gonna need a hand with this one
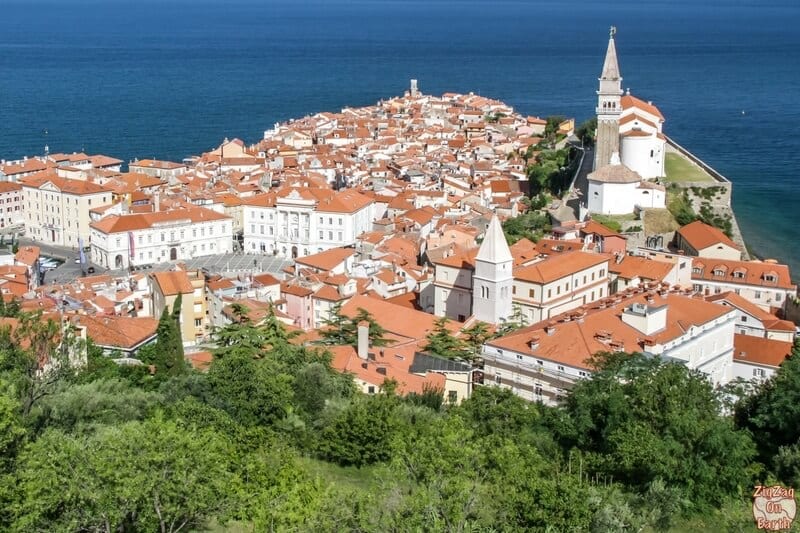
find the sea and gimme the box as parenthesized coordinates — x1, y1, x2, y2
(1, 0, 798, 275)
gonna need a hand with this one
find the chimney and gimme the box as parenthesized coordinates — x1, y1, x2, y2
(153, 191, 161, 212)
(528, 337, 540, 351)
(357, 320, 369, 360)
(544, 322, 556, 336)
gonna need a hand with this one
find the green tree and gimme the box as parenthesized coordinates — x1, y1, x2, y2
(293, 361, 354, 419)
(318, 393, 399, 467)
(0, 313, 77, 416)
(0, 393, 25, 469)
(317, 306, 389, 347)
(316, 301, 354, 346)
(461, 320, 493, 362)
(498, 302, 528, 335)
(207, 352, 293, 427)
(150, 300, 186, 376)
(29, 378, 164, 434)
(11, 418, 235, 533)
(576, 117, 597, 146)
(736, 338, 800, 470)
(558, 352, 756, 510)
(424, 316, 467, 360)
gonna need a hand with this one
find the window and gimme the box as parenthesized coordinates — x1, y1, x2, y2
(741, 316, 748, 322)
(194, 319, 202, 327)
(755, 291, 762, 299)
(534, 384, 542, 398)
(599, 269, 605, 277)
(367, 386, 375, 394)
(494, 374, 502, 385)
(481, 286, 489, 298)
(579, 371, 588, 377)
(557, 365, 565, 373)
(529, 288, 535, 298)
(447, 390, 458, 403)
(776, 293, 782, 301)
(328, 231, 333, 240)
(753, 368, 765, 378)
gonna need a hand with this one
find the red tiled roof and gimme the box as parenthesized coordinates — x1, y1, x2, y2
(678, 220, 739, 252)
(733, 334, 793, 368)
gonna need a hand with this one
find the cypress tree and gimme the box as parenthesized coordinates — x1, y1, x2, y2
(154, 294, 185, 376)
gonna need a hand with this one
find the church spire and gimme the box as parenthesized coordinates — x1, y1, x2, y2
(601, 26, 621, 80)
(473, 215, 513, 325)
(476, 215, 512, 264)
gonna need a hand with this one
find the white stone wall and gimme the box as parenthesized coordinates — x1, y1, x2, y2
(620, 132, 666, 179)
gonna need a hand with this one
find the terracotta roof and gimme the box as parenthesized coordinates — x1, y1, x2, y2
(186, 350, 213, 371)
(72, 315, 158, 350)
(90, 206, 229, 234)
(610, 255, 675, 282)
(587, 164, 641, 184)
(20, 174, 111, 195)
(341, 294, 460, 342)
(0, 182, 22, 193)
(434, 247, 479, 270)
(294, 248, 355, 272)
(583, 220, 624, 239)
(514, 251, 608, 284)
(151, 270, 194, 296)
(14, 245, 40, 267)
(129, 159, 186, 170)
(677, 220, 740, 252)
(329, 344, 446, 396)
(733, 334, 793, 368)
(488, 293, 733, 370)
(707, 292, 796, 332)
(692, 258, 795, 290)
(621, 94, 665, 120)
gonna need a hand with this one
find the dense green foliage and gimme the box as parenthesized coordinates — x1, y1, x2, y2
(0, 298, 796, 531)
(317, 303, 389, 347)
(502, 209, 551, 244)
(668, 187, 734, 237)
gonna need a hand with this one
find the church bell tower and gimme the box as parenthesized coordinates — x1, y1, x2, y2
(594, 27, 623, 170)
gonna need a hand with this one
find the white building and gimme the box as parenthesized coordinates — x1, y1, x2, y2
(483, 290, 737, 404)
(691, 258, 796, 314)
(89, 206, 232, 269)
(242, 186, 376, 259)
(587, 156, 665, 215)
(434, 242, 611, 325)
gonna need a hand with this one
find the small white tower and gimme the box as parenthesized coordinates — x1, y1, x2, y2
(410, 79, 419, 98)
(472, 215, 514, 324)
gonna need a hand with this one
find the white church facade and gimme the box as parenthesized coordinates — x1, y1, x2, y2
(589, 28, 666, 215)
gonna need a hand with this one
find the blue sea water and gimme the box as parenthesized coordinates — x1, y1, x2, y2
(1, 0, 799, 274)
